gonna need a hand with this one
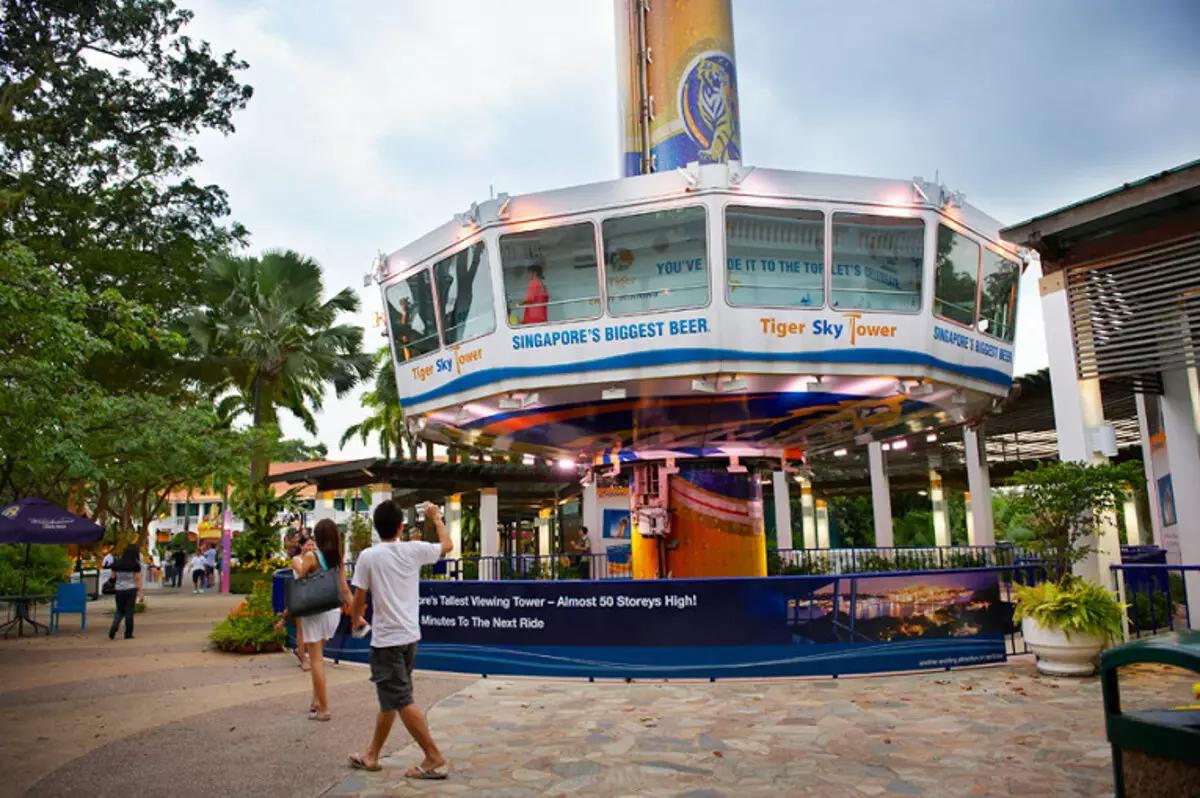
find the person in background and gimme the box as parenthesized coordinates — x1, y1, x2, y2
(187, 549, 207, 593)
(108, 545, 143, 640)
(100, 548, 115, 594)
(518, 264, 549, 325)
(170, 548, 186, 588)
(203, 543, 217, 589)
(570, 527, 592, 579)
(294, 519, 352, 721)
(348, 501, 452, 779)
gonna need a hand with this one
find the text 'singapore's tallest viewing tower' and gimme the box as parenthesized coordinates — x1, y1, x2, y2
(615, 0, 742, 177)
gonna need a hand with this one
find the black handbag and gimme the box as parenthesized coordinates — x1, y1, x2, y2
(102, 574, 116, 595)
(285, 567, 342, 617)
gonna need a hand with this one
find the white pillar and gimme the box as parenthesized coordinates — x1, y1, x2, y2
(1041, 270, 1115, 583)
(772, 471, 793, 550)
(582, 481, 601, 549)
(815, 499, 830, 549)
(799, 478, 817, 550)
(446, 493, 462, 561)
(479, 488, 499, 580)
(313, 493, 336, 525)
(929, 470, 950, 547)
(965, 492, 976, 546)
(1121, 488, 1141, 546)
(1135, 393, 1165, 548)
(963, 425, 995, 546)
(868, 442, 893, 547)
(1159, 369, 1200, 628)
(537, 509, 551, 557)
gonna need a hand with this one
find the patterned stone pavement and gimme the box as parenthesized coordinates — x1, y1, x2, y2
(325, 659, 1196, 798)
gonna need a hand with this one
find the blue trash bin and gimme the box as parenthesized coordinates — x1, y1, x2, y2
(272, 568, 295, 648)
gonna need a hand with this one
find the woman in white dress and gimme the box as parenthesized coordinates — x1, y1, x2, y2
(297, 519, 352, 721)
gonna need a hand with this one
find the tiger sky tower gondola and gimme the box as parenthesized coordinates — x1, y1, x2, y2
(372, 0, 1024, 580)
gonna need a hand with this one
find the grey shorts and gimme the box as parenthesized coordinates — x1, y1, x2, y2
(370, 643, 417, 712)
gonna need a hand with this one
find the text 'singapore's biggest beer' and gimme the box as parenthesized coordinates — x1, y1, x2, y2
(615, 0, 742, 177)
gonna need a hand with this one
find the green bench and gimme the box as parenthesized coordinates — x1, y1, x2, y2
(1100, 631, 1200, 797)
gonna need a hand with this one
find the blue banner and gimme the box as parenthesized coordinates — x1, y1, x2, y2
(324, 569, 1012, 679)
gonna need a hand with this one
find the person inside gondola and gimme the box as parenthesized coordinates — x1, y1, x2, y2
(518, 264, 549, 325)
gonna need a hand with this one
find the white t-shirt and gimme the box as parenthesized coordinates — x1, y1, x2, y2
(351, 540, 441, 648)
(188, 555, 207, 573)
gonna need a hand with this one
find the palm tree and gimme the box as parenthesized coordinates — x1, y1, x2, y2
(185, 249, 375, 480)
(341, 349, 412, 459)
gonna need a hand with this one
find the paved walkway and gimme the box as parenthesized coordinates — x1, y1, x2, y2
(0, 589, 471, 798)
(3, 590, 1195, 797)
(326, 660, 1196, 798)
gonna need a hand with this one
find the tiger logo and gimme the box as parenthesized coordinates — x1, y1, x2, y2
(679, 52, 741, 164)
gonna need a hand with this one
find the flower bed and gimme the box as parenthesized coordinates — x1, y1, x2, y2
(209, 581, 286, 654)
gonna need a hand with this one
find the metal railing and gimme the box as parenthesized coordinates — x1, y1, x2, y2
(1112, 563, 1197, 640)
(769, 545, 1026, 576)
(418, 553, 626, 581)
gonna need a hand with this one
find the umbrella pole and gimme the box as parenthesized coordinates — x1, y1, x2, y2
(20, 543, 30, 595)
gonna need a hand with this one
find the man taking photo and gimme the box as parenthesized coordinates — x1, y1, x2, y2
(348, 500, 452, 780)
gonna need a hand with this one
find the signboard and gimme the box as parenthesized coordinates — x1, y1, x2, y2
(325, 569, 1011, 679)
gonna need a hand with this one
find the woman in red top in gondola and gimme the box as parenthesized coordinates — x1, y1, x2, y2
(519, 264, 549, 324)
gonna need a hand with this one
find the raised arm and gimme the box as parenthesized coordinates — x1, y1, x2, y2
(424, 502, 453, 556)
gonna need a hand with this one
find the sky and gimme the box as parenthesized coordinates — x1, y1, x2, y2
(184, 0, 1200, 459)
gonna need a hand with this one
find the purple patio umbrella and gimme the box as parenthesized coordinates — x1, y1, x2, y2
(1, 498, 104, 597)
(1, 498, 104, 638)
(0, 498, 104, 546)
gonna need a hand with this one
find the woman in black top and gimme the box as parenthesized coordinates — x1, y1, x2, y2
(108, 545, 143, 640)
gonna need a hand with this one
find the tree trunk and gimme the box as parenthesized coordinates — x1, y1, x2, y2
(250, 374, 268, 483)
(182, 485, 193, 545)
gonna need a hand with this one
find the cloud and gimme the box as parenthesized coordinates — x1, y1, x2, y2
(182, 0, 1200, 456)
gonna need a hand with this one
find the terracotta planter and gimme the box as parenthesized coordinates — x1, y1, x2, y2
(1022, 617, 1106, 677)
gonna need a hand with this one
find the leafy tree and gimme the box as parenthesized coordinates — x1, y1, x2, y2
(0, 243, 182, 504)
(827, 494, 874, 547)
(0, 0, 252, 320)
(82, 397, 247, 546)
(184, 250, 375, 479)
(0, 544, 73, 597)
(230, 479, 301, 564)
(347, 513, 373, 561)
(1006, 460, 1144, 583)
(271, 438, 329, 463)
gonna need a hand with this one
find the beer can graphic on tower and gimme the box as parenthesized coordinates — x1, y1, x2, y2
(616, 0, 742, 177)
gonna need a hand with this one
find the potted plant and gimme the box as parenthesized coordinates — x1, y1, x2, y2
(1006, 460, 1140, 676)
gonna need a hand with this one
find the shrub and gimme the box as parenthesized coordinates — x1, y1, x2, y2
(228, 566, 260, 595)
(0, 544, 73, 597)
(209, 581, 286, 653)
(1013, 580, 1125, 642)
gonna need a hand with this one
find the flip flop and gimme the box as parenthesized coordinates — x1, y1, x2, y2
(308, 710, 331, 721)
(406, 764, 449, 780)
(348, 753, 381, 772)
